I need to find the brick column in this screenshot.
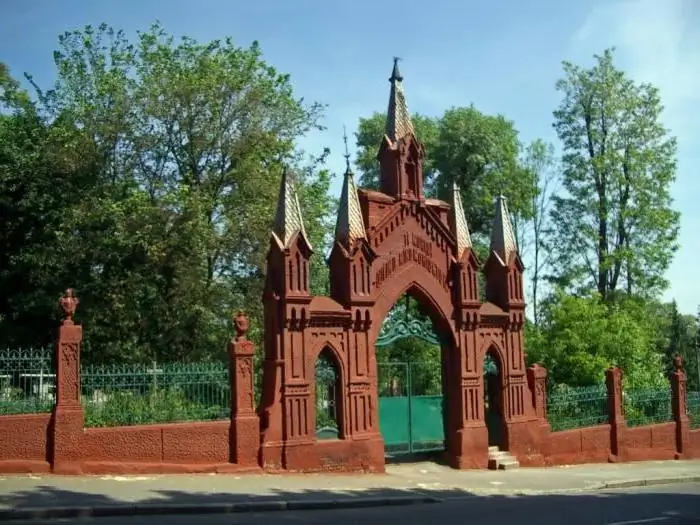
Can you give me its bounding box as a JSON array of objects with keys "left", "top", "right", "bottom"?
[
  {"left": 606, "top": 366, "right": 626, "bottom": 461},
  {"left": 51, "top": 289, "right": 85, "bottom": 475},
  {"left": 670, "top": 355, "right": 690, "bottom": 458},
  {"left": 527, "top": 364, "right": 548, "bottom": 421},
  {"left": 228, "top": 312, "right": 260, "bottom": 468}
]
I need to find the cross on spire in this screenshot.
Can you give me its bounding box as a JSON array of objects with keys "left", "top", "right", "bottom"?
[{"left": 342, "top": 125, "right": 351, "bottom": 173}]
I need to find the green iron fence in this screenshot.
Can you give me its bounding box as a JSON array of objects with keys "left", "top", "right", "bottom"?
[
  {"left": 688, "top": 391, "right": 700, "bottom": 429},
  {"left": 81, "top": 361, "right": 230, "bottom": 427},
  {"left": 0, "top": 347, "right": 55, "bottom": 415},
  {"left": 623, "top": 388, "right": 673, "bottom": 427},
  {"left": 547, "top": 384, "right": 608, "bottom": 432},
  {"left": 377, "top": 361, "right": 445, "bottom": 455}
]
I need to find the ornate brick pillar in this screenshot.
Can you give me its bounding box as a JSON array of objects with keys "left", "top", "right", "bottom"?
[
  {"left": 670, "top": 355, "right": 690, "bottom": 458},
  {"left": 605, "top": 366, "right": 626, "bottom": 461},
  {"left": 228, "top": 312, "right": 260, "bottom": 468},
  {"left": 51, "top": 289, "right": 85, "bottom": 474},
  {"left": 527, "top": 364, "right": 547, "bottom": 421}
]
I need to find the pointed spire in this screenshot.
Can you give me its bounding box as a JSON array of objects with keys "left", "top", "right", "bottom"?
[
  {"left": 272, "top": 166, "right": 311, "bottom": 249},
  {"left": 385, "top": 57, "right": 415, "bottom": 144},
  {"left": 335, "top": 127, "right": 367, "bottom": 245},
  {"left": 490, "top": 195, "right": 517, "bottom": 264},
  {"left": 342, "top": 125, "right": 352, "bottom": 173},
  {"left": 449, "top": 183, "right": 472, "bottom": 259}
]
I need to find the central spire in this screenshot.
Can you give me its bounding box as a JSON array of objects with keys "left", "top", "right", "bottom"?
[
  {"left": 385, "top": 57, "right": 415, "bottom": 144},
  {"left": 378, "top": 58, "right": 425, "bottom": 200}
]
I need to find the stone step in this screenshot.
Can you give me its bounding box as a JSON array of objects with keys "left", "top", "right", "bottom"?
[
  {"left": 497, "top": 459, "right": 520, "bottom": 470},
  {"left": 486, "top": 446, "right": 520, "bottom": 470}
]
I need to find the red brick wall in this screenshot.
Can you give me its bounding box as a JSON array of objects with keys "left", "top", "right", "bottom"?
[
  {"left": 0, "top": 414, "right": 51, "bottom": 473},
  {"left": 546, "top": 425, "right": 611, "bottom": 465}
]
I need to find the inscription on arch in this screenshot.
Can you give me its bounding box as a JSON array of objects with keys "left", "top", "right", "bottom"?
[{"left": 374, "top": 232, "right": 448, "bottom": 290}]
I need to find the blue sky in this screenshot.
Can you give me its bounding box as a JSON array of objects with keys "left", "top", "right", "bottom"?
[{"left": 1, "top": 0, "right": 698, "bottom": 314}]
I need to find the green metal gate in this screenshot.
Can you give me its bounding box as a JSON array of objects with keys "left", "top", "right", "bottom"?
[
  {"left": 377, "top": 361, "right": 445, "bottom": 455},
  {"left": 375, "top": 311, "right": 445, "bottom": 456}
]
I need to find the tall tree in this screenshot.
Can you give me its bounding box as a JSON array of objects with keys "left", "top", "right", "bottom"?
[
  {"left": 0, "top": 63, "right": 99, "bottom": 347},
  {"left": 526, "top": 289, "right": 665, "bottom": 388},
  {"left": 513, "top": 139, "right": 558, "bottom": 325},
  {"left": 550, "top": 49, "right": 680, "bottom": 301},
  {"left": 3, "top": 23, "right": 333, "bottom": 362}
]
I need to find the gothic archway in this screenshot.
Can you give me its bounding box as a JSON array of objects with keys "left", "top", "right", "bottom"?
[
  {"left": 314, "top": 345, "right": 344, "bottom": 440},
  {"left": 374, "top": 292, "right": 453, "bottom": 459},
  {"left": 483, "top": 346, "right": 506, "bottom": 448}
]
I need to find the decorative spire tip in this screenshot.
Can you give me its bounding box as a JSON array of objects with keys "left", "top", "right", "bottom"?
[
  {"left": 342, "top": 125, "right": 351, "bottom": 173},
  {"left": 390, "top": 56, "right": 403, "bottom": 82}
]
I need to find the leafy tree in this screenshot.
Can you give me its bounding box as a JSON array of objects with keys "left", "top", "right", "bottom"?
[
  {"left": 354, "top": 107, "right": 535, "bottom": 239},
  {"left": 0, "top": 63, "right": 100, "bottom": 347},
  {"left": 550, "top": 48, "right": 680, "bottom": 301},
  {"left": 664, "top": 300, "right": 700, "bottom": 391},
  {"left": 1, "top": 24, "right": 333, "bottom": 363},
  {"left": 526, "top": 289, "right": 666, "bottom": 389}
]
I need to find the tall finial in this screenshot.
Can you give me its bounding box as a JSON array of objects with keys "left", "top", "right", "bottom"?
[
  {"left": 390, "top": 57, "right": 403, "bottom": 82},
  {"left": 342, "top": 125, "right": 351, "bottom": 173}
]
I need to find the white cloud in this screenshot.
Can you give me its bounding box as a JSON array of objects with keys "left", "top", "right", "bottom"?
[{"left": 572, "top": 0, "right": 700, "bottom": 139}]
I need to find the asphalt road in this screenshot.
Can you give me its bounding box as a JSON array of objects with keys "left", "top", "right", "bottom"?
[{"left": 21, "top": 483, "right": 700, "bottom": 525}]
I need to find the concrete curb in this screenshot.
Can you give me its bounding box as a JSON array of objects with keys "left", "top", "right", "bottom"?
[
  {"left": 600, "top": 475, "right": 700, "bottom": 490},
  {"left": 2, "top": 476, "right": 699, "bottom": 521},
  {"left": 0, "top": 495, "right": 441, "bottom": 522}
]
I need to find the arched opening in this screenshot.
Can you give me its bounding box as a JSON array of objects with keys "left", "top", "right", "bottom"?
[
  {"left": 315, "top": 347, "right": 342, "bottom": 440},
  {"left": 375, "top": 292, "right": 450, "bottom": 461},
  {"left": 484, "top": 348, "right": 505, "bottom": 448}
]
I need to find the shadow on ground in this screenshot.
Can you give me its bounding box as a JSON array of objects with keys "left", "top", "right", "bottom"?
[{"left": 0, "top": 479, "right": 699, "bottom": 523}]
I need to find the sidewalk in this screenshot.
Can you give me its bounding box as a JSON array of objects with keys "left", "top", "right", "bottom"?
[{"left": 0, "top": 460, "right": 699, "bottom": 520}]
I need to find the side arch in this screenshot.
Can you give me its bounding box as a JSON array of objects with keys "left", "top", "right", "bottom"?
[
  {"left": 309, "top": 341, "right": 346, "bottom": 440},
  {"left": 478, "top": 340, "right": 507, "bottom": 375}
]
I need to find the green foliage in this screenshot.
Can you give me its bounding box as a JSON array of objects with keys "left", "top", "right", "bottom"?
[
  {"left": 354, "top": 113, "right": 439, "bottom": 192},
  {"left": 0, "top": 347, "right": 55, "bottom": 413},
  {"left": 314, "top": 352, "right": 339, "bottom": 433},
  {"left": 84, "top": 388, "right": 228, "bottom": 428},
  {"left": 0, "top": 23, "right": 333, "bottom": 361},
  {"left": 547, "top": 384, "right": 608, "bottom": 431},
  {"left": 375, "top": 295, "right": 443, "bottom": 395},
  {"left": 81, "top": 360, "right": 230, "bottom": 427},
  {"left": 623, "top": 388, "right": 672, "bottom": 427},
  {"left": 550, "top": 49, "right": 680, "bottom": 300},
  {"left": 526, "top": 290, "right": 666, "bottom": 389},
  {"left": 689, "top": 391, "right": 700, "bottom": 430}
]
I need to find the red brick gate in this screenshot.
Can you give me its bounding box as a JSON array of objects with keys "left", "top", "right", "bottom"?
[{"left": 257, "top": 59, "right": 540, "bottom": 472}]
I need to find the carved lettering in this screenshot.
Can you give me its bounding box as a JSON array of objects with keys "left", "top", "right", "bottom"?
[{"left": 374, "top": 234, "right": 448, "bottom": 290}]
